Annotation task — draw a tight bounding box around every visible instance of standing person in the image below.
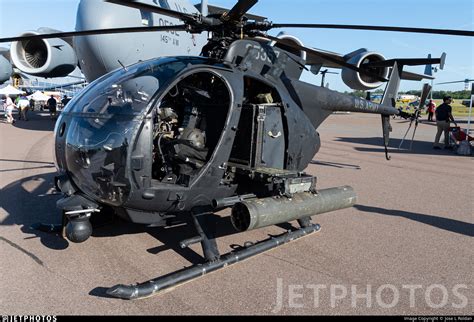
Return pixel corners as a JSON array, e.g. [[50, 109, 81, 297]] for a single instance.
[[15, 95, 22, 120], [5, 94, 17, 124], [18, 95, 30, 121], [433, 96, 457, 150], [426, 100, 436, 122], [61, 95, 70, 110], [29, 97, 35, 111], [47, 95, 57, 120]]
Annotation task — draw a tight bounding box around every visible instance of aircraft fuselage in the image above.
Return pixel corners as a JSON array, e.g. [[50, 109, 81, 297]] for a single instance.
[[74, 0, 208, 81]]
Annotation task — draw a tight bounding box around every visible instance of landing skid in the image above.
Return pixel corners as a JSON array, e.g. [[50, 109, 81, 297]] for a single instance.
[[106, 218, 321, 300]]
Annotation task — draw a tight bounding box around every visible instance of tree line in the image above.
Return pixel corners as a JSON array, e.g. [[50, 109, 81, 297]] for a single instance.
[[400, 90, 471, 100]]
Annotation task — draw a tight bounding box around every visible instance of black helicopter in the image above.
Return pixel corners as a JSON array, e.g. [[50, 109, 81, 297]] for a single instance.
[[2, 0, 472, 300]]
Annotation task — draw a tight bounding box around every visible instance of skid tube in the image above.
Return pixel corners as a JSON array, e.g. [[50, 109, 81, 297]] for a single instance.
[[107, 223, 321, 300]]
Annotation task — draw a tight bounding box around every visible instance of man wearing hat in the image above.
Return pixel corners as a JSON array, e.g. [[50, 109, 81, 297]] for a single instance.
[[433, 96, 457, 150]]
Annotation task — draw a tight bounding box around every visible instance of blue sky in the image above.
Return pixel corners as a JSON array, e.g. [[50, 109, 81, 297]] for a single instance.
[[0, 0, 472, 92]]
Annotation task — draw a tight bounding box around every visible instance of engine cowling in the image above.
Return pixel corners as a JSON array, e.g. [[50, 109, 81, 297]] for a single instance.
[[10, 30, 77, 78], [271, 33, 307, 62], [0, 53, 13, 84], [341, 51, 389, 90]]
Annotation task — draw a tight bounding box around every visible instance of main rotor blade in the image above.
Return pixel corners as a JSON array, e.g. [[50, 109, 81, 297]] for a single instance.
[[224, 0, 258, 22], [363, 57, 443, 68], [105, 0, 197, 23], [436, 79, 474, 85], [271, 23, 474, 37], [264, 34, 388, 82], [0, 25, 188, 43]]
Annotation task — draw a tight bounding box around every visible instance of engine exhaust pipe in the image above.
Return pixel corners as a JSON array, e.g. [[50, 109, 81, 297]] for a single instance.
[[231, 186, 357, 232]]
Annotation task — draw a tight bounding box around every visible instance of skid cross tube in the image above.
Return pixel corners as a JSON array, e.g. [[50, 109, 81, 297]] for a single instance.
[[106, 224, 321, 300]]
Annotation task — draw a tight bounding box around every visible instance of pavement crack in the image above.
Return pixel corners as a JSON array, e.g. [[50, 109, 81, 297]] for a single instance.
[[0, 236, 44, 266], [262, 252, 338, 281]]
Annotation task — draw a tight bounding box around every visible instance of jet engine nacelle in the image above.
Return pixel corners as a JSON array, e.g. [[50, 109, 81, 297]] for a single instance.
[[271, 33, 307, 62], [0, 53, 13, 84], [341, 51, 389, 90], [10, 30, 77, 78]]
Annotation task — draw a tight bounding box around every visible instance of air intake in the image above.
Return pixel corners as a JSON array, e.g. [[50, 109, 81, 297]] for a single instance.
[[23, 39, 48, 68]]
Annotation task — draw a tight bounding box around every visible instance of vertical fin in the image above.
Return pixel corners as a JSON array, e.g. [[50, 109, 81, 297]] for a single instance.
[[381, 62, 403, 160], [381, 61, 402, 106], [424, 54, 433, 76]]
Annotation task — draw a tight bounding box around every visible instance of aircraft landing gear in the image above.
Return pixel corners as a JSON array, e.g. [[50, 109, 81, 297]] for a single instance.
[[191, 206, 220, 262], [106, 211, 321, 300]]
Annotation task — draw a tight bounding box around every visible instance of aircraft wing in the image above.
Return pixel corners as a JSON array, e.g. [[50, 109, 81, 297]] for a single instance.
[[0, 47, 11, 60]]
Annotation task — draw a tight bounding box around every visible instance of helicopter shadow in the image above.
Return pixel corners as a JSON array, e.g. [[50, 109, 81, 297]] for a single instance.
[[0, 169, 246, 261], [354, 205, 473, 237], [0, 172, 69, 250], [92, 212, 242, 265], [0, 170, 241, 262], [335, 137, 465, 156]]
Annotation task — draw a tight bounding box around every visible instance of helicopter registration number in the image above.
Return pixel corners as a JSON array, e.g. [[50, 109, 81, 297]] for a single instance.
[[246, 44, 281, 64]]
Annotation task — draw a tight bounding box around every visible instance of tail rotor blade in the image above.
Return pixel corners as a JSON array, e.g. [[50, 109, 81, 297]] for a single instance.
[[437, 79, 474, 85]]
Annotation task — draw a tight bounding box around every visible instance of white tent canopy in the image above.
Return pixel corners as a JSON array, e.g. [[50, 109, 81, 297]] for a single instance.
[[28, 90, 50, 102], [0, 85, 25, 96]]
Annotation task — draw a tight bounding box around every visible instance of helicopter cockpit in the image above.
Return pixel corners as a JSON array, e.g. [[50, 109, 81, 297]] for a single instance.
[[151, 71, 230, 186], [55, 53, 295, 216], [55, 57, 222, 206]]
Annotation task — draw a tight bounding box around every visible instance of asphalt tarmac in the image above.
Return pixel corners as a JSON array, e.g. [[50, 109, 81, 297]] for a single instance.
[[0, 110, 472, 315]]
